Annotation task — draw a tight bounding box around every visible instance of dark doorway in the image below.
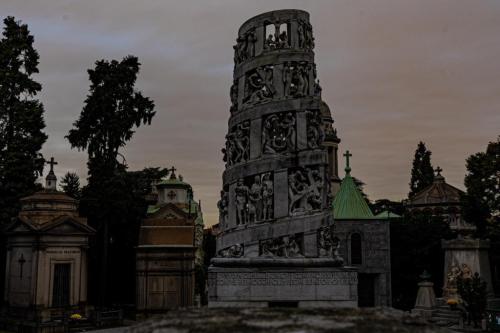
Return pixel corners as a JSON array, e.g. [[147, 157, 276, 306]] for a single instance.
[[52, 263, 71, 307], [358, 273, 376, 307]]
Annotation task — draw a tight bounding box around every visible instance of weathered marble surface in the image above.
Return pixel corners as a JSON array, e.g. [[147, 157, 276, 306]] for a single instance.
[[126, 307, 451, 333]]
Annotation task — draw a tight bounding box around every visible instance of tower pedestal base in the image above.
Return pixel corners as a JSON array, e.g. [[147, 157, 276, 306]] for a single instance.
[[208, 258, 358, 308]]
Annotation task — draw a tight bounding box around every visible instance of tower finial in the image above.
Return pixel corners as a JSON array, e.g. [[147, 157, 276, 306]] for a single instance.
[[435, 166, 443, 176], [45, 157, 58, 190], [343, 150, 352, 175]]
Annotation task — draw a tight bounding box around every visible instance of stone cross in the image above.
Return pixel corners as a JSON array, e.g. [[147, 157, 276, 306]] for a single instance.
[[344, 150, 352, 174], [435, 166, 442, 176], [46, 157, 58, 172], [18, 254, 26, 279]]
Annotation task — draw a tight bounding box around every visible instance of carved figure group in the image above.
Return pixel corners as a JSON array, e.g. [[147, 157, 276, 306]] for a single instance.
[[233, 29, 257, 64], [234, 173, 274, 225], [243, 66, 275, 106], [260, 234, 302, 258], [297, 19, 314, 50], [262, 112, 296, 154], [283, 62, 312, 98], [288, 167, 323, 214], [306, 110, 324, 149], [264, 22, 290, 50], [218, 244, 244, 258], [222, 121, 250, 166]]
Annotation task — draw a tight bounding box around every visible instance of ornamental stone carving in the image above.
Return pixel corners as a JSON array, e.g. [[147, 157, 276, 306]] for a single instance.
[[218, 244, 244, 258], [288, 166, 323, 215], [260, 234, 303, 258], [234, 28, 257, 64], [262, 112, 296, 154], [222, 121, 250, 167], [217, 190, 229, 228], [283, 62, 312, 98], [306, 110, 324, 149], [233, 173, 274, 226], [243, 66, 275, 107]]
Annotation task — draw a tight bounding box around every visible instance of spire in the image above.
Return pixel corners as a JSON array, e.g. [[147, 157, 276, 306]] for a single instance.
[[333, 150, 375, 219], [343, 150, 352, 175], [45, 157, 58, 190]]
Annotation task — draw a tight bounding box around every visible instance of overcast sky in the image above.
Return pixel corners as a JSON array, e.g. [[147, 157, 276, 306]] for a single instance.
[[2, 0, 499, 226]]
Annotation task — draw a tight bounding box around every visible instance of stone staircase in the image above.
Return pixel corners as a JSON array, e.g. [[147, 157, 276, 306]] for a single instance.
[[429, 305, 462, 327]]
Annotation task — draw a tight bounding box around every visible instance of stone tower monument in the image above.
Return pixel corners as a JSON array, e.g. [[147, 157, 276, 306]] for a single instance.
[[208, 9, 357, 307]]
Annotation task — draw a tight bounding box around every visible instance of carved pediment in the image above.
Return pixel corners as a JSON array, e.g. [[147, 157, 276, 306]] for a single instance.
[[147, 203, 189, 220]]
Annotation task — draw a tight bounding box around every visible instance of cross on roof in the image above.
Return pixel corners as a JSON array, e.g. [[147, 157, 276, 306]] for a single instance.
[[435, 166, 443, 176], [343, 150, 352, 174], [46, 157, 58, 172], [169, 166, 177, 179]]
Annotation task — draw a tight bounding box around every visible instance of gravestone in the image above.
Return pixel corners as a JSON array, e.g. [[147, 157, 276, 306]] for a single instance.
[[208, 9, 357, 307]]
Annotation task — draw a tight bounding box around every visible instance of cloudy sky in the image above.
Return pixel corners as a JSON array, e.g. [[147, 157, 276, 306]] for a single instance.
[[2, 0, 499, 226]]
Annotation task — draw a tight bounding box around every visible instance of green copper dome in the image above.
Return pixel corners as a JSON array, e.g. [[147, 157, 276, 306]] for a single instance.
[[332, 150, 376, 220]]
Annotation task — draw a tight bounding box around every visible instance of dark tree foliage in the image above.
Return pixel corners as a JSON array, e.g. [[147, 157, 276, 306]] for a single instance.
[[0, 16, 47, 223], [462, 137, 500, 235], [60, 172, 81, 200], [391, 211, 454, 310], [370, 199, 404, 216], [409, 141, 434, 198], [66, 56, 155, 307], [352, 176, 370, 204], [457, 273, 488, 328]]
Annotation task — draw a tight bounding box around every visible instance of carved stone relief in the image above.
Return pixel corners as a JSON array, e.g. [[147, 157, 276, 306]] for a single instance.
[[229, 80, 238, 113], [263, 22, 290, 51], [233, 29, 257, 64], [260, 234, 303, 258], [283, 62, 314, 98], [222, 121, 250, 167], [288, 166, 323, 215], [218, 244, 244, 258], [217, 190, 229, 228], [233, 173, 274, 225], [262, 112, 296, 154], [297, 19, 314, 50], [243, 66, 275, 106], [306, 110, 324, 149]]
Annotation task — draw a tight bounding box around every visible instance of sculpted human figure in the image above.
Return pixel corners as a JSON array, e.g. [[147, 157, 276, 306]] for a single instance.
[[249, 175, 263, 222], [295, 66, 306, 97], [278, 30, 289, 48], [217, 190, 229, 227], [246, 30, 257, 58], [230, 81, 238, 112], [262, 173, 273, 220], [282, 112, 296, 150], [283, 62, 292, 97], [265, 34, 275, 50], [301, 66, 309, 96], [297, 19, 305, 48], [235, 179, 249, 225]]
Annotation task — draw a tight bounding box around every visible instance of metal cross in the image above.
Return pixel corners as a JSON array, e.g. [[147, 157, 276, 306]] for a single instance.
[[169, 166, 177, 179], [18, 254, 26, 279], [46, 157, 58, 172], [344, 150, 352, 168], [435, 166, 443, 176]]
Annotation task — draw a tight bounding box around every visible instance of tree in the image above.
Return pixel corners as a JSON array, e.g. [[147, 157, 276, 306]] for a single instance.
[[66, 55, 155, 307], [462, 137, 500, 234], [409, 141, 434, 198], [60, 172, 81, 199], [457, 273, 488, 328], [0, 16, 47, 223], [391, 211, 454, 310]]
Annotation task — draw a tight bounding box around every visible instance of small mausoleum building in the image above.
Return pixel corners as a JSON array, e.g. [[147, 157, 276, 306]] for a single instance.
[[405, 167, 474, 231], [2, 158, 94, 332], [332, 151, 392, 307], [136, 168, 204, 314]]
